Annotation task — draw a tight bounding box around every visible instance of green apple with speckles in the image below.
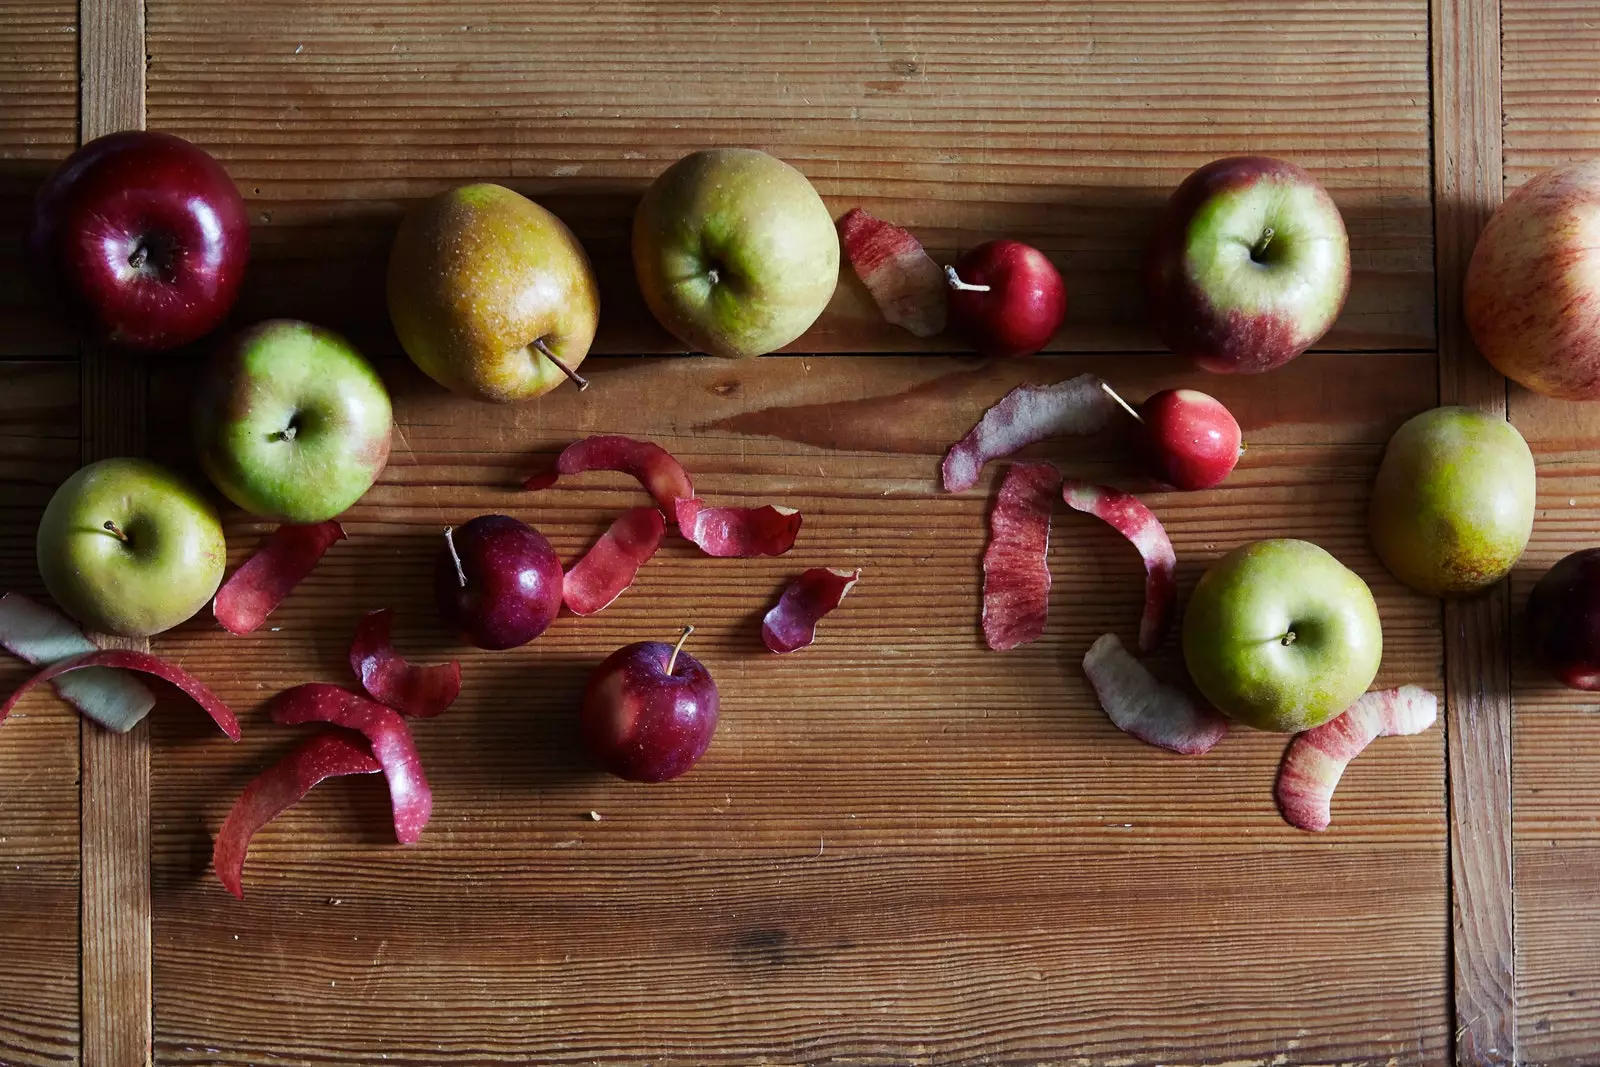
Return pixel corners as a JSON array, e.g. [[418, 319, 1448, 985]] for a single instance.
[[37, 457, 226, 637], [1183, 538, 1383, 732], [1368, 407, 1536, 597], [194, 319, 392, 523], [633, 148, 839, 359]]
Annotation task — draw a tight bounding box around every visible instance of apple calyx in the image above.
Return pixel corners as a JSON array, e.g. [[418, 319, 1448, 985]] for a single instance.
[[667, 625, 695, 676], [944, 266, 992, 293], [101, 519, 128, 542], [532, 336, 589, 392], [442, 526, 468, 588]]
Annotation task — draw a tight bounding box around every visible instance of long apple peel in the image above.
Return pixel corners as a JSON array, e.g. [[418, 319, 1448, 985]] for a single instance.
[[564, 506, 666, 616], [837, 208, 948, 338], [213, 521, 347, 635], [213, 729, 382, 899], [942, 374, 1120, 493], [1081, 632, 1228, 755], [675, 497, 802, 558], [1275, 685, 1438, 832], [523, 435, 694, 516], [1060, 480, 1176, 655], [0, 592, 156, 732], [981, 462, 1061, 651], [762, 567, 861, 654], [349, 608, 461, 718], [0, 648, 240, 740]]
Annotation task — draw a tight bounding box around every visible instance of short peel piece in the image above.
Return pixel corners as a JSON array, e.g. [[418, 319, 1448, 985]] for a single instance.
[[982, 462, 1061, 651], [564, 506, 667, 616], [837, 207, 948, 338], [762, 567, 861, 654], [213, 729, 383, 899], [349, 609, 462, 718], [1275, 685, 1439, 833], [1081, 632, 1228, 755], [942, 374, 1119, 493], [214, 521, 347, 635], [0, 592, 155, 732], [1061, 481, 1176, 655], [675, 497, 801, 558], [523, 435, 694, 516], [0, 648, 240, 740]]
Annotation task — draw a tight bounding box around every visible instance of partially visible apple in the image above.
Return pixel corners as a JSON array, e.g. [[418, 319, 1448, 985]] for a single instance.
[[1182, 538, 1382, 732], [388, 183, 599, 402], [633, 148, 838, 359], [1466, 160, 1600, 400], [194, 319, 393, 524], [1144, 156, 1350, 374], [36, 458, 226, 637], [580, 627, 719, 782], [945, 239, 1067, 357], [1528, 548, 1600, 689], [29, 130, 250, 351]]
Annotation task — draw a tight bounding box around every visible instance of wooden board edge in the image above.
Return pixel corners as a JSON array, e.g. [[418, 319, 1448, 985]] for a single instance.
[[78, 0, 151, 1064], [1430, 0, 1517, 1064]]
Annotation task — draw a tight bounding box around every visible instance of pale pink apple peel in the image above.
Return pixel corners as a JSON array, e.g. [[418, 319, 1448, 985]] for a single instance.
[[981, 463, 1061, 651], [1081, 633, 1228, 755], [837, 208, 948, 338], [0, 591, 156, 732], [1061, 481, 1177, 654], [942, 374, 1119, 493]]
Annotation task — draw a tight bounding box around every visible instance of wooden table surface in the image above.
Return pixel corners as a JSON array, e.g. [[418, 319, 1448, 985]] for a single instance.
[[0, 1, 1596, 1064]]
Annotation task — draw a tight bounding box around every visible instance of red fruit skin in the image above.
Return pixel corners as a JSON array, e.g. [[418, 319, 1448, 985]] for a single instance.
[[1528, 548, 1600, 689], [946, 239, 1067, 357], [435, 515, 563, 650], [29, 131, 250, 351], [581, 641, 719, 782], [1137, 388, 1243, 490]]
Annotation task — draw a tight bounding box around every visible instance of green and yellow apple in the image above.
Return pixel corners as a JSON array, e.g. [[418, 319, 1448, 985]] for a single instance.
[[1368, 406, 1535, 597], [633, 148, 838, 359], [36, 458, 226, 637], [387, 183, 599, 402], [194, 319, 392, 524], [1182, 538, 1382, 732]]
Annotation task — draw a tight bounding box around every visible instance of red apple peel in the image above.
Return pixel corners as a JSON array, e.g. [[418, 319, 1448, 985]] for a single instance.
[[213, 729, 382, 899], [1275, 685, 1438, 832], [0, 648, 240, 740], [268, 683, 433, 844], [0, 592, 156, 731], [1081, 633, 1228, 755], [523, 435, 694, 517], [564, 506, 667, 616], [837, 208, 948, 338], [942, 374, 1119, 493], [349, 608, 461, 718], [762, 567, 861, 654], [213, 521, 347, 635], [982, 462, 1061, 651], [675, 498, 802, 558], [1061, 481, 1176, 654]]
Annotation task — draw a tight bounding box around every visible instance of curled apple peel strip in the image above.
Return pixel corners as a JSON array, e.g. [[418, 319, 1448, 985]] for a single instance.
[[1275, 685, 1438, 833], [213, 521, 347, 635], [523, 435, 694, 518], [762, 567, 861, 654], [1060, 481, 1177, 655], [675, 498, 802, 558], [349, 608, 462, 718], [837, 208, 948, 338], [942, 374, 1120, 493], [0, 592, 156, 732], [1081, 633, 1228, 755], [564, 506, 667, 616], [981, 462, 1061, 651], [0, 647, 240, 740]]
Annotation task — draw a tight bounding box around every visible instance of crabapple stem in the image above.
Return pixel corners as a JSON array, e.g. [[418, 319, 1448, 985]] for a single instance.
[[532, 337, 590, 392], [1251, 227, 1276, 260], [101, 520, 128, 542], [1099, 381, 1144, 424], [443, 526, 467, 588], [944, 265, 991, 293], [667, 625, 695, 676]]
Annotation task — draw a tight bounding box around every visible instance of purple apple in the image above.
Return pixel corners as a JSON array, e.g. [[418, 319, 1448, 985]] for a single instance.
[[944, 239, 1067, 357], [434, 515, 562, 650], [29, 130, 250, 351], [580, 627, 719, 782], [1528, 548, 1600, 689]]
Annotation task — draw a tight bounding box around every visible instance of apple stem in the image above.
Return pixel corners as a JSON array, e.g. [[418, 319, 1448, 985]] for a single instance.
[[443, 526, 467, 588], [667, 625, 695, 676], [101, 520, 128, 542], [270, 425, 298, 442], [127, 243, 150, 271], [1280, 630, 1297, 646], [532, 337, 590, 392], [1251, 227, 1276, 261], [944, 265, 992, 293], [1099, 381, 1144, 424]]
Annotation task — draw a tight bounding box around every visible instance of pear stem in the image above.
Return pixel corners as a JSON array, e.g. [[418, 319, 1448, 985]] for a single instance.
[[944, 265, 992, 293], [532, 337, 589, 392], [667, 625, 695, 676], [1279, 630, 1297, 646], [1251, 227, 1275, 261], [443, 526, 467, 588], [102, 520, 128, 542], [1099, 381, 1144, 424]]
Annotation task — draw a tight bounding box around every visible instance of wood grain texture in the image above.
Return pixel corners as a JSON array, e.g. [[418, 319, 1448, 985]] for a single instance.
[[145, 0, 1435, 358], [1432, 1, 1516, 1063], [144, 350, 1450, 1064]]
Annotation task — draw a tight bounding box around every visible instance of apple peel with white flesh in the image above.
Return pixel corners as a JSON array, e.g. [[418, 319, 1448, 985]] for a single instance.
[[268, 682, 433, 844], [942, 374, 1120, 493], [0, 592, 156, 732], [213, 729, 382, 899], [837, 208, 948, 338], [1061, 481, 1176, 655], [523, 435, 694, 517], [0, 647, 240, 740], [213, 521, 347, 635], [564, 506, 666, 616], [675, 498, 802, 558], [1275, 684, 1438, 833], [1082, 633, 1228, 755], [349, 608, 461, 719], [982, 462, 1061, 651], [762, 567, 861, 654]]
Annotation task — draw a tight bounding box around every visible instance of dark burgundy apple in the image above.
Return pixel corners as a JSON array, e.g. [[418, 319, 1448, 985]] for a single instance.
[[1528, 549, 1600, 689], [29, 130, 250, 351], [580, 626, 719, 782], [945, 239, 1067, 357], [434, 514, 562, 650], [1134, 387, 1243, 490]]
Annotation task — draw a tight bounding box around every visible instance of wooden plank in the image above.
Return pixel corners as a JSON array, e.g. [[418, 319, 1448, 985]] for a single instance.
[[78, 0, 150, 1065], [147, 350, 1450, 1064], [1431, 1, 1516, 1063]]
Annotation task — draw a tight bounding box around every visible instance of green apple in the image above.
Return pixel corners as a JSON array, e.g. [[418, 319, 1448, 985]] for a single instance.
[[194, 319, 392, 524], [36, 458, 226, 637], [633, 148, 839, 359], [387, 183, 600, 402], [1182, 538, 1383, 732], [1368, 406, 1536, 597]]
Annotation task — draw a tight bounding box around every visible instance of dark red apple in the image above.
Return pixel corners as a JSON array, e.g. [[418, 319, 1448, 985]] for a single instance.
[[1134, 387, 1243, 490], [1528, 548, 1600, 689], [945, 239, 1067, 357], [29, 130, 250, 352], [580, 627, 719, 782], [435, 515, 562, 650]]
